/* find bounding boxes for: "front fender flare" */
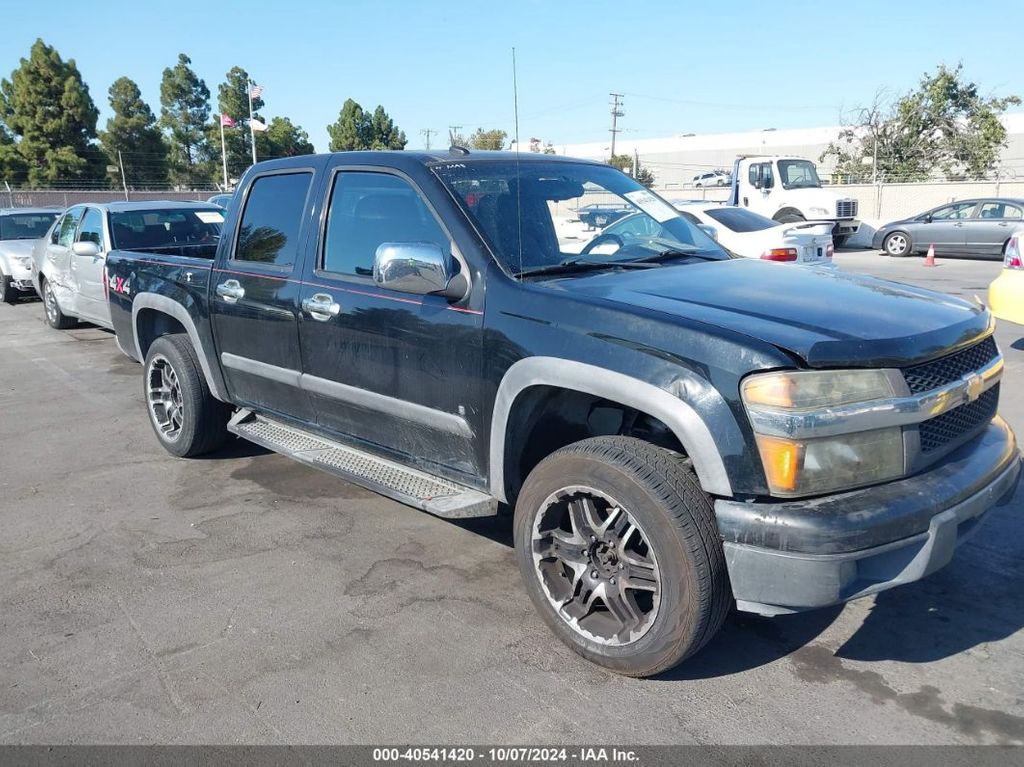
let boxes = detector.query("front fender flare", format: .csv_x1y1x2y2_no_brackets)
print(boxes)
489,357,735,502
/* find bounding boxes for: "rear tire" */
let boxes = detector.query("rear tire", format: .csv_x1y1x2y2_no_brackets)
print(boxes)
883,231,912,257
514,436,730,677
144,334,230,457
41,277,76,328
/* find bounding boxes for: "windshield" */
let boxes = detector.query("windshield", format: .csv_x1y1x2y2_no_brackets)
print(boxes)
777,160,822,190
110,207,224,252
703,207,778,232
0,211,60,240
432,160,729,276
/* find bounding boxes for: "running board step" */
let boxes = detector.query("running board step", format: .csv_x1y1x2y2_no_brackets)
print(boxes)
228,411,497,518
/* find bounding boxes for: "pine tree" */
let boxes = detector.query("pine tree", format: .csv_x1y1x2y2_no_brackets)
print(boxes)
327,99,406,151
257,117,315,158
101,77,167,186
159,54,210,186
0,39,102,186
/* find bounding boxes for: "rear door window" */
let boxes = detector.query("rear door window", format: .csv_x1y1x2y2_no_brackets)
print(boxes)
234,172,313,267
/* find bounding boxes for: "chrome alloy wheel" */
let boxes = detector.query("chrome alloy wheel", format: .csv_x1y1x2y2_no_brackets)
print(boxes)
43,281,59,325
147,354,184,441
885,233,909,255
531,486,661,646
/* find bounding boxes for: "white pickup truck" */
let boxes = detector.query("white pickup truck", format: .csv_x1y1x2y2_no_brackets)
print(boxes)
728,155,860,246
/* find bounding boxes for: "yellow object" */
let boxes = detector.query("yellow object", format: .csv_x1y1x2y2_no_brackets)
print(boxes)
754,435,803,493
989,268,1024,326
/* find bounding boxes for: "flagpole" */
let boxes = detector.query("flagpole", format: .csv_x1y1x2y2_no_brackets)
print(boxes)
220,117,229,190
248,84,257,165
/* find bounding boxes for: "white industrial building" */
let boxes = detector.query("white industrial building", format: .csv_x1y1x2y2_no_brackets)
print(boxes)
532,113,1024,190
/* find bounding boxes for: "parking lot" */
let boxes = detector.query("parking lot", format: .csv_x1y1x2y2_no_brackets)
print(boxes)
1,249,1022,745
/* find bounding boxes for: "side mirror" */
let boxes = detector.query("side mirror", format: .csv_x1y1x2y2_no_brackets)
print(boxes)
751,177,762,190
922,213,933,223
72,240,101,258
762,176,774,190
698,224,719,241
373,242,467,301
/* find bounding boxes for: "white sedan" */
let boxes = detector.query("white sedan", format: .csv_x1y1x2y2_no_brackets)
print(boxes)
672,201,834,265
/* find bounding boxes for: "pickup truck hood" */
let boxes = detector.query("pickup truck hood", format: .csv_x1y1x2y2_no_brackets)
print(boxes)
551,258,989,368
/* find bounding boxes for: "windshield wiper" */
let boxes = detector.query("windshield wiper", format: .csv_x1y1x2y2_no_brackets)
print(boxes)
514,258,656,278
626,247,724,265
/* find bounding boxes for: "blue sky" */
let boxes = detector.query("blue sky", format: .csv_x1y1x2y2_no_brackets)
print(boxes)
2,0,1020,153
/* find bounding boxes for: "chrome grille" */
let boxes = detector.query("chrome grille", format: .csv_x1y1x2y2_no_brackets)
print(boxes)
919,385,999,453
903,337,999,394
836,200,858,218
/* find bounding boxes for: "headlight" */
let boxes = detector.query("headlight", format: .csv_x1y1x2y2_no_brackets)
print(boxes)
808,206,830,216
742,369,905,496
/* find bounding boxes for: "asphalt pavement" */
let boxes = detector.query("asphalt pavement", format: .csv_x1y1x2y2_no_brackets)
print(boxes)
1,249,1022,745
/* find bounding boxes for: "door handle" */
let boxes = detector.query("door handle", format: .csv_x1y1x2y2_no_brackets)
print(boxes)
953,222,964,227
998,222,1009,227
302,292,341,321
216,279,245,303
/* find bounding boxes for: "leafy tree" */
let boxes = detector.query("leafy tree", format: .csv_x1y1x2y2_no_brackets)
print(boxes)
543,142,556,155
216,66,264,178
608,154,631,172
0,120,27,185
101,77,166,185
369,105,406,149
327,99,369,151
159,54,211,186
257,116,315,157
468,128,507,150
0,39,102,186
636,166,656,188
327,99,406,151
822,64,1020,182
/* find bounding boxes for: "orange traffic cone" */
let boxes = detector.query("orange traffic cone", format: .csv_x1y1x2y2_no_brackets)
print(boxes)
923,244,937,267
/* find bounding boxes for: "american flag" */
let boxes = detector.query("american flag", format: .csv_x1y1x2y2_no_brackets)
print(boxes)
249,84,264,99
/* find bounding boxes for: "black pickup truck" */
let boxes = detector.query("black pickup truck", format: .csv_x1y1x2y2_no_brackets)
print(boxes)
106,150,1020,677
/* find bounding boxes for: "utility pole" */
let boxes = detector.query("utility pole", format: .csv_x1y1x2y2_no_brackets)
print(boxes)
420,128,437,150
634,147,640,179
448,125,463,147
609,93,624,159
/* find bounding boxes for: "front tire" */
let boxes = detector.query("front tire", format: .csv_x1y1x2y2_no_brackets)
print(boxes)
0,269,15,304
41,278,76,328
144,334,230,457
514,436,730,677
883,231,912,257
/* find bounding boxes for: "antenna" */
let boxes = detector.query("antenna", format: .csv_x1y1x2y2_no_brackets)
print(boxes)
512,47,523,276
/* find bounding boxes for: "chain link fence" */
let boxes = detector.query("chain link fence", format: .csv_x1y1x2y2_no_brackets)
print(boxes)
3,187,219,209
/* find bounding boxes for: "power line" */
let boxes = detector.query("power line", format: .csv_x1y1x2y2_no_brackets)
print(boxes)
420,128,437,150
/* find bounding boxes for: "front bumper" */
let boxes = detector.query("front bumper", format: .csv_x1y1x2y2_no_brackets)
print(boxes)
716,418,1020,615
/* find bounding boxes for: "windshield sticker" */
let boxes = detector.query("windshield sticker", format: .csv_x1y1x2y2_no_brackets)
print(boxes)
195,211,225,224
624,190,677,223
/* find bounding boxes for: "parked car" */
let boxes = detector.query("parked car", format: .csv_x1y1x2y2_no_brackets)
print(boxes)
872,198,1024,258
576,202,631,230
207,193,233,209
668,202,833,265
32,201,224,330
989,229,1024,325
692,171,730,188
0,208,62,303
106,150,1018,678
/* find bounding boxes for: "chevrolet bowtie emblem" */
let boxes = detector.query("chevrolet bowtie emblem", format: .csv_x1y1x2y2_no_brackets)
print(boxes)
964,372,984,404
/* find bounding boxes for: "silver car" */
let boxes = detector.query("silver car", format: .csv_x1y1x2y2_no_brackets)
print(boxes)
872,198,1024,259
32,201,224,330
0,208,62,303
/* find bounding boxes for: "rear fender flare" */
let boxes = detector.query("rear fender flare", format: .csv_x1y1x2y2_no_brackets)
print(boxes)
131,292,228,402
